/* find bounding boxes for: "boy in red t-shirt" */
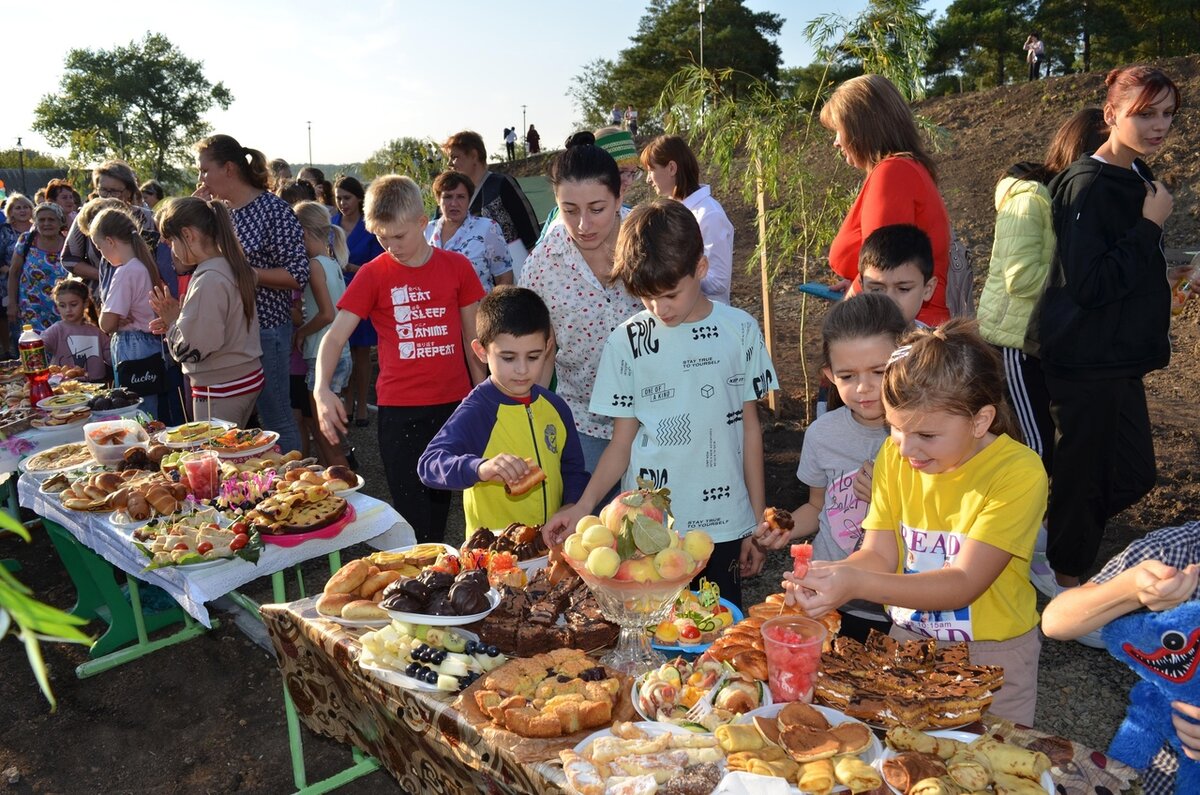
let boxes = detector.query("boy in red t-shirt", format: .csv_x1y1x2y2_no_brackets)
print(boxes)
314,175,486,542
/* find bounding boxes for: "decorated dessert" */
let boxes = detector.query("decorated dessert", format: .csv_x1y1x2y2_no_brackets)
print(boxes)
243,481,347,535
462,522,548,562
649,580,735,648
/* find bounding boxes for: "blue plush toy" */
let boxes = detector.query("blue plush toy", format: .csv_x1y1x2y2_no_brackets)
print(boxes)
1103,601,1200,794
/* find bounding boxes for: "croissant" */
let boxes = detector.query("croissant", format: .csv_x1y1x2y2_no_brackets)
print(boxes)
145,486,178,516
108,486,131,510
125,493,152,521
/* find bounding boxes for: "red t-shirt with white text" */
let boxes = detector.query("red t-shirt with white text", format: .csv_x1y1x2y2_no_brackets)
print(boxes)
338,248,485,406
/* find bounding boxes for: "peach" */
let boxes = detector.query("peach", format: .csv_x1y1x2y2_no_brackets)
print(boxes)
575,514,604,534
654,548,695,580
627,556,660,583
585,546,621,578
581,524,616,552
563,533,589,562
682,531,715,563
614,559,637,581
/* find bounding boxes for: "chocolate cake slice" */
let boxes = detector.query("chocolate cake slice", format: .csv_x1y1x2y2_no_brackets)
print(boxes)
517,622,570,656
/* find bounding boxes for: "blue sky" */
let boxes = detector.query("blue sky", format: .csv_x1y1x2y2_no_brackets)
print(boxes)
4,0,951,166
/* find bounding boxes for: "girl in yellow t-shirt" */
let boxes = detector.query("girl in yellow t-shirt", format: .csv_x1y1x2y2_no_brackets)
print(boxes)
785,319,1047,725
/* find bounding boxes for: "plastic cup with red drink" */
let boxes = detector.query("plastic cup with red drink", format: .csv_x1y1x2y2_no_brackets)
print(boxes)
761,615,827,703
181,450,221,501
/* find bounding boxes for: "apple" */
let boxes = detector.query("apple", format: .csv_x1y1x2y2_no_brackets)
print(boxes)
563,533,588,561
581,524,616,552
682,531,715,563
654,548,695,580
585,546,621,578
600,483,672,535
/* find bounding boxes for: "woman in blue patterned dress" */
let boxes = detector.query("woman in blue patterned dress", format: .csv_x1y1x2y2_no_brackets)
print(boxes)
7,203,69,333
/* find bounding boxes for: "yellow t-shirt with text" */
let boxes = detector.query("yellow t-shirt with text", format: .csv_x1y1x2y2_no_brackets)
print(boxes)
862,434,1046,642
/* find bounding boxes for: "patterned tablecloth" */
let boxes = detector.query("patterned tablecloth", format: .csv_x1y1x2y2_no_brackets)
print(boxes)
263,597,568,795
263,596,1141,795
18,473,415,626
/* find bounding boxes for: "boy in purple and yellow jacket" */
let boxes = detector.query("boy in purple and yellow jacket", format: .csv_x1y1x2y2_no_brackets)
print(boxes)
419,286,587,529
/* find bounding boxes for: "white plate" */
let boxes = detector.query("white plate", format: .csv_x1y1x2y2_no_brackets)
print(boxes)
209,430,279,459
517,554,549,575
29,412,93,432
334,475,365,496
383,589,501,626
381,542,459,558
632,672,772,725
324,615,391,628
359,659,443,691
36,394,90,411
877,730,1055,795
156,419,235,448
733,703,882,794
19,443,97,475
573,721,700,756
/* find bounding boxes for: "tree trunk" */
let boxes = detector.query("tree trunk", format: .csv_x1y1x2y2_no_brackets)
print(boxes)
1082,0,1091,72
753,156,777,414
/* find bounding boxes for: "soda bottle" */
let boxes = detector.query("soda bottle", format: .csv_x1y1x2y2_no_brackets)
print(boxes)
18,325,54,405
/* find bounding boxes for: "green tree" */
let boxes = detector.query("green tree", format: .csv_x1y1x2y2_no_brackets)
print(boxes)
931,0,1034,89
569,0,783,128
33,33,232,185
0,148,60,170
807,0,935,100
361,137,444,214
1035,0,1135,73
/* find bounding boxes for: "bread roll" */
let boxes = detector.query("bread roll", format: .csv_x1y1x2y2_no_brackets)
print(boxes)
359,569,402,598
341,599,388,620
316,592,356,616
323,465,355,485
145,485,178,516
325,559,370,594
504,460,546,495
730,649,768,680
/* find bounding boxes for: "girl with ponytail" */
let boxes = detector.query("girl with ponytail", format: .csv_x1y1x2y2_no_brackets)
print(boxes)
194,133,307,450
149,197,263,426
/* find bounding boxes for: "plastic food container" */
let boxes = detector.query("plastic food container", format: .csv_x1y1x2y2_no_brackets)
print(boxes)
84,419,150,466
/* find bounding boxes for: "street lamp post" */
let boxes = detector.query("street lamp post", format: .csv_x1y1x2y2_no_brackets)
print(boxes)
521,104,527,158
307,121,313,167
17,137,27,194
116,120,125,157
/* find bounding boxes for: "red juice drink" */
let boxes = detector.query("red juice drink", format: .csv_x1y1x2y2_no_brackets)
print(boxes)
18,324,53,405
181,450,220,500
761,615,827,703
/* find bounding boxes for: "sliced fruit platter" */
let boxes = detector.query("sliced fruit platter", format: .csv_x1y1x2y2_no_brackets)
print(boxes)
634,656,769,732
132,511,262,569
358,621,507,692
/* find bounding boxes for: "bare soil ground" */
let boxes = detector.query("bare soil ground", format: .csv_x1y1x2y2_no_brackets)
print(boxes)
4,55,1200,793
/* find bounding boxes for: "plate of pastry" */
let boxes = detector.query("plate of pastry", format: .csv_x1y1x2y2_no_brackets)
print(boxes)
878,727,1054,795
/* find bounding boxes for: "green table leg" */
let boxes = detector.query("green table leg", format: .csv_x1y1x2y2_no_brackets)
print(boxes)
39,518,210,678
260,563,380,793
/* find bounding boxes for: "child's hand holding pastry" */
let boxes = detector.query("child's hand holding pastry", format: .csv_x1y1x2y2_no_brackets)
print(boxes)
478,453,531,488
753,506,796,550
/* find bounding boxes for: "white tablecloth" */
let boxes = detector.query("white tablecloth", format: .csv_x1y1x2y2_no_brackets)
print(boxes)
18,473,416,627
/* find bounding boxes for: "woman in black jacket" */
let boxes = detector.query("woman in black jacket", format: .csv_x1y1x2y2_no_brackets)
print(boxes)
1032,65,1182,598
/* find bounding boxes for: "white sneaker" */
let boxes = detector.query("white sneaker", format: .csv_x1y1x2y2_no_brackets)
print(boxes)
1075,628,1106,649
1029,562,1060,598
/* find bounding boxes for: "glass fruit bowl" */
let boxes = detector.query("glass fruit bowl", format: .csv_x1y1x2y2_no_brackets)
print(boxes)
561,552,710,676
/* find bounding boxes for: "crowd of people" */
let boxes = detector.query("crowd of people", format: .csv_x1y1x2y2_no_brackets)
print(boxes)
0,60,1195,791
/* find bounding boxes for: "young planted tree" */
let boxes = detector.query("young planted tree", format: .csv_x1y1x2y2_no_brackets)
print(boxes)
659,66,854,418
361,137,445,214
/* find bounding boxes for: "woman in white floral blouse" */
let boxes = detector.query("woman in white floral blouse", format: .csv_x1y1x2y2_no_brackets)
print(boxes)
518,145,641,475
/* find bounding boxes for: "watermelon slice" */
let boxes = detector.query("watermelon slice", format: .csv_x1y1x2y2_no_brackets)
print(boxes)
790,544,813,578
